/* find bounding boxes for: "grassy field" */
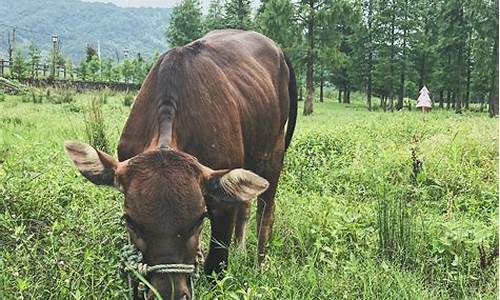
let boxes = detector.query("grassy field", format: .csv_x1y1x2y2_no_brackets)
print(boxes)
0,90,498,299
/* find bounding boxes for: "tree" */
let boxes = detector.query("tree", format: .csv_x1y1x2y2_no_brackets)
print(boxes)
11,48,27,78
256,0,304,100
327,2,361,104
364,0,375,110
296,0,333,115
77,60,89,81
224,0,253,29
205,0,227,30
65,57,74,79
87,55,100,81
122,59,135,83
86,46,98,63
101,58,114,82
27,42,41,78
165,0,204,47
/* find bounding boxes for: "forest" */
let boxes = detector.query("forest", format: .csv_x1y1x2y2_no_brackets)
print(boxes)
5,0,498,116
166,0,499,116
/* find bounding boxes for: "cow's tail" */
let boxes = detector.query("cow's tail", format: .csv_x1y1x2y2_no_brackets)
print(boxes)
284,54,297,151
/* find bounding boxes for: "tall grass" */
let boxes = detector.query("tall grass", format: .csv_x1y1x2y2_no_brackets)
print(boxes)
377,188,417,267
83,95,109,152
0,96,497,299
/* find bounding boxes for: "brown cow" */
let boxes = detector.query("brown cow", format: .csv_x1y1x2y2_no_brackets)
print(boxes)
64,29,297,300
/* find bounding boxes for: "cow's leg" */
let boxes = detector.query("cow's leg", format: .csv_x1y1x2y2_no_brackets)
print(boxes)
256,155,284,264
234,202,250,250
204,205,236,276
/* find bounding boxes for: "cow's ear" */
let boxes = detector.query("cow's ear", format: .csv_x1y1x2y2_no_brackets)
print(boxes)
64,141,118,187
204,168,269,202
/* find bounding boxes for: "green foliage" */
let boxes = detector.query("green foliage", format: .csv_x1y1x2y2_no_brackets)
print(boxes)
123,93,134,107
11,48,28,79
0,97,497,298
377,189,417,267
223,0,253,29
256,0,297,52
29,89,43,104
87,55,101,82
205,0,227,31
0,91,5,102
27,42,42,78
83,95,109,153
165,0,204,47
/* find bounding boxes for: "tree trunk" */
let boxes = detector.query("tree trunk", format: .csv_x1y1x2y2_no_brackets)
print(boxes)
489,34,499,117
382,96,387,112
343,84,351,104
303,0,315,116
446,91,451,109
455,48,463,114
389,9,396,113
319,72,324,103
338,89,342,103
366,0,373,112
465,33,472,110
397,0,407,111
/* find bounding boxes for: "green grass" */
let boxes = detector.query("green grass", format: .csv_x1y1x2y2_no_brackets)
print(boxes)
0,91,498,299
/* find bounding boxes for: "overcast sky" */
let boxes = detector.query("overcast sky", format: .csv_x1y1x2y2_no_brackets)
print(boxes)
82,0,175,7
82,0,260,11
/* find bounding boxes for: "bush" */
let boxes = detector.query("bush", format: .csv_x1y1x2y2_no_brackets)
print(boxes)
63,103,81,113
83,96,109,152
123,93,134,107
45,89,75,104
0,91,5,102
31,89,43,104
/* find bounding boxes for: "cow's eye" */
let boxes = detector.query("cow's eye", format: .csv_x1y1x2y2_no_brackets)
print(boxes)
124,215,136,231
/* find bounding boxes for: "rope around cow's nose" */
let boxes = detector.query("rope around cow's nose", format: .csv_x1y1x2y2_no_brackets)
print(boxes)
121,244,199,299
121,244,197,275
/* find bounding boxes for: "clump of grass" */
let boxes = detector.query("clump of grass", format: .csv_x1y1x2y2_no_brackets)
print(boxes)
31,89,43,104
0,90,5,102
44,89,75,104
123,93,134,107
83,95,109,152
21,93,31,103
377,188,417,268
63,103,81,113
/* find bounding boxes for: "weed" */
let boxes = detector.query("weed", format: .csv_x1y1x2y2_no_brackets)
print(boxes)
83,95,109,152
123,93,134,107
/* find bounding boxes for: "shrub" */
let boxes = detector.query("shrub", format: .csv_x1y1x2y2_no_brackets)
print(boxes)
83,96,109,152
44,89,75,104
123,93,134,107
63,103,81,113
31,89,43,104
57,90,75,104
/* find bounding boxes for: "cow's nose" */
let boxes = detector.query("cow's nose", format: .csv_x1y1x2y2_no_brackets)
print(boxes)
179,294,189,300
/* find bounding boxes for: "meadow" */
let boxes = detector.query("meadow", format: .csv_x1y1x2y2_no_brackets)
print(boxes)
0,89,498,299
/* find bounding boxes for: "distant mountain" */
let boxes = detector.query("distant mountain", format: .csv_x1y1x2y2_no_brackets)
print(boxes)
0,0,171,62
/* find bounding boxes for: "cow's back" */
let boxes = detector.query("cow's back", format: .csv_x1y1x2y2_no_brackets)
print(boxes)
118,30,291,171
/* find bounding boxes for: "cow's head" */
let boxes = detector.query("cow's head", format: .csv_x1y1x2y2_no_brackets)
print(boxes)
64,141,268,300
